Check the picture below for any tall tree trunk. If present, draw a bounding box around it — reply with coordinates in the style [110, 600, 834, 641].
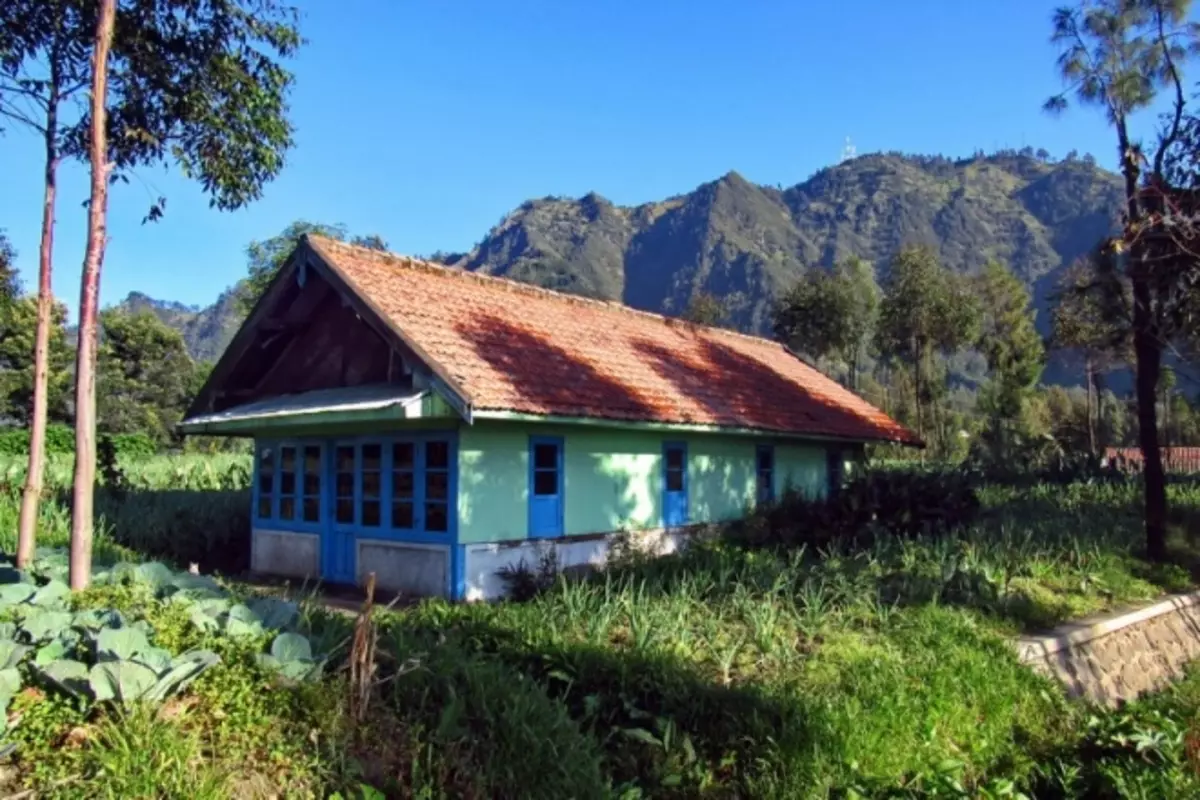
[17, 72, 61, 569]
[69, 0, 116, 591]
[1085, 355, 1096, 455]
[1116, 124, 1168, 562]
[1133, 307, 1167, 560]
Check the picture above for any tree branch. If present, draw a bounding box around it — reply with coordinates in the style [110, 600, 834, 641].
[1151, 2, 1187, 179]
[0, 100, 47, 135]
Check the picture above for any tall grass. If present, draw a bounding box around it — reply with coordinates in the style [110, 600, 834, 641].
[0, 452, 252, 571]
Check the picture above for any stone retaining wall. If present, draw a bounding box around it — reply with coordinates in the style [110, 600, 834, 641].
[1015, 591, 1200, 706]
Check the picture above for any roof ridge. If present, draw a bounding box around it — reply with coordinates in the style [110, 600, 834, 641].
[304, 234, 787, 351]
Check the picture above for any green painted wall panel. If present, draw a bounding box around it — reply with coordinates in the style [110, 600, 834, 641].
[687, 436, 757, 522]
[563, 429, 662, 535]
[458, 424, 528, 543]
[456, 421, 834, 543]
[774, 444, 828, 500]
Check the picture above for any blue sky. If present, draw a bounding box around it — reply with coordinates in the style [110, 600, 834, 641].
[0, 0, 1176, 316]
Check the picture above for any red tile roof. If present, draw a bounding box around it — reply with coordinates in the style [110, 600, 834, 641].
[1105, 447, 1200, 473]
[306, 235, 920, 445]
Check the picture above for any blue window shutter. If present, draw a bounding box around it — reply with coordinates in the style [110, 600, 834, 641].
[528, 436, 564, 538]
[662, 441, 688, 527]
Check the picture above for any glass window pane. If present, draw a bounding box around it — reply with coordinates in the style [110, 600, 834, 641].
[393, 471, 414, 498]
[304, 446, 321, 474]
[258, 446, 274, 472]
[280, 447, 295, 472]
[362, 471, 381, 497]
[257, 497, 271, 519]
[303, 474, 320, 495]
[393, 442, 414, 469]
[666, 470, 684, 492]
[758, 449, 773, 471]
[257, 472, 273, 494]
[426, 441, 449, 469]
[280, 472, 295, 495]
[666, 448, 684, 470]
[426, 472, 448, 500]
[362, 443, 381, 470]
[337, 446, 354, 471]
[362, 501, 381, 527]
[336, 499, 354, 523]
[392, 501, 414, 529]
[336, 473, 354, 498]
[425, 503, 448, 532]
[280, 497, 295, 520]
[534, 443, 557, 469]
[534, 470, 558, 496]
[302, 498, 320, 522]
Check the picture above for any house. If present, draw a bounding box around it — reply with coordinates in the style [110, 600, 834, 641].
[181, 235, 919, 600]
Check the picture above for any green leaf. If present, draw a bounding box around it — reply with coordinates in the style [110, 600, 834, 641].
[35, 640, 68, 666]
[0, 667, 21, 697]
[225, 604, 263, 639]
[249, 597, 297, 630]
[96, 627, 150, 662]
[142, 650, 219, 703]
[89, 661, 157, 704]
[0, 584, 34, 607]
[137, 647, 172, 673]
[38, 659, 90, 698]
[0, 640, 30, 670]
[30, 580, 70, 607]
[619, 728, 662, 747]
[270, 632, 311, 663]
[134, 562, 173, 588]
[74, 608, 125, 631]
[20, 610, 74, 642]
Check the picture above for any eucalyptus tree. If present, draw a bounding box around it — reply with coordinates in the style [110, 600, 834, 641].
[1, 0, 302, 581]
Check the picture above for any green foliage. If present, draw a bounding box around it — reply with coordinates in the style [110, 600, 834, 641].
[774, 257, 881, 387]
[98, 308, 200, 446]
[0, 297, 73, 426]
[681, 291, 727, 326]
[876, 246, 981, 443]
[240, 220, 388, 313]
[734, 469, 981, 550]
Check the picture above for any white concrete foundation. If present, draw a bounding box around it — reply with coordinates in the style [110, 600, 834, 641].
[251, 529, 319, 580]
[357, 539, 449, 598]
[462, 527, 695, 601]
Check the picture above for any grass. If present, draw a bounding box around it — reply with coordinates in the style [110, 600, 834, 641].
[1, 455, 1200, 796]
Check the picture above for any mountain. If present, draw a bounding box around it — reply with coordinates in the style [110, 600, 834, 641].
[127, 151, 1124, 371]
[113, 288, 244, 364]
[444, 152, 1123, 335]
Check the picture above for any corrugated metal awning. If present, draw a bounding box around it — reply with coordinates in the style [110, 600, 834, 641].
[179, 385, 429, 434]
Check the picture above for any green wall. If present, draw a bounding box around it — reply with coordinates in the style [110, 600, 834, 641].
[457, 421, 834, 544]
[775, 443, 828, 500]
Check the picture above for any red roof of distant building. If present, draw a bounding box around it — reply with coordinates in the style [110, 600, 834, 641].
[1105, 447, 1200, 472]
[306, 235, 920, 445]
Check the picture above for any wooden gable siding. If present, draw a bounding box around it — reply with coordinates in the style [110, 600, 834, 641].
[206, 268, 405, 414]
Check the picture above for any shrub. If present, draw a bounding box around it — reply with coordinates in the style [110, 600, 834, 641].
[387, 641, 609, 799]
[734, 469, 981, 550]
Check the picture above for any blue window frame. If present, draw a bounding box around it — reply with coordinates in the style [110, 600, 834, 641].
[663, 441, 688, 527]
[529, 436, 564, 538]
[254, 440, 323, 532]
[756, 444, 775, 505]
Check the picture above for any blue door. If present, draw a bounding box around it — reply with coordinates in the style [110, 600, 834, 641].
[324, 442, 358, 584]
[529, 437, 563, 537]
[663, 442, 688, 527]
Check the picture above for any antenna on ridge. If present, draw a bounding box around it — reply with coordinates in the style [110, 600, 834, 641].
[840, 136, 857, 163]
